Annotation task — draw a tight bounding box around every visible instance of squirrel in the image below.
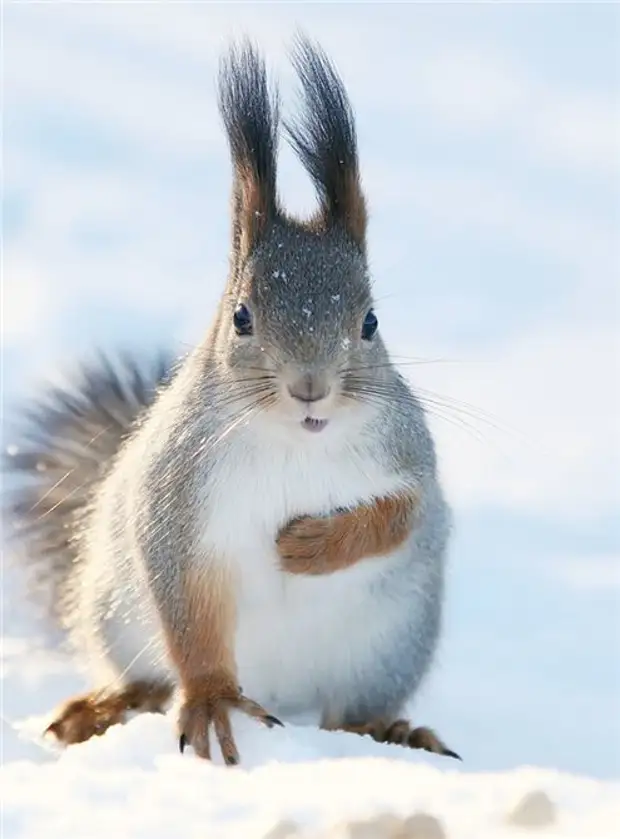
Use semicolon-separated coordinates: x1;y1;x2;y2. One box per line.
4;36;459;765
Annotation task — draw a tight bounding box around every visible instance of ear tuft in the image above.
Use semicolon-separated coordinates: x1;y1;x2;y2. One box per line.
284;33;367;250
218;41;280;258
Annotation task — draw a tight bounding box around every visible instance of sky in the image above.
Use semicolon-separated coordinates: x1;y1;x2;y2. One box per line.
3;2;620;779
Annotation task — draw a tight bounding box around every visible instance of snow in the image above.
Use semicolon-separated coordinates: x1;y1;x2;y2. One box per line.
2;567;619;839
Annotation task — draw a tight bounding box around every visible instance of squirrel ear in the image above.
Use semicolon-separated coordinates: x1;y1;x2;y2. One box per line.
285;34;367;252
218;41;280;259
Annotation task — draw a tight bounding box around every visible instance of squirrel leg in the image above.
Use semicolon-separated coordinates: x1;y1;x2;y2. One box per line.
322;716;461;761
276;489;418;576
44;680;173;746
155;566;283;765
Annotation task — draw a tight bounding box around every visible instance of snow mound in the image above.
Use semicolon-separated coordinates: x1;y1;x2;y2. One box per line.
2;567;618;838
2;711;619;839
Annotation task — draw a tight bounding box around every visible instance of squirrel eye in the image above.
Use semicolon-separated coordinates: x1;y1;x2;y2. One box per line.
361;309;378;341
233;303;253;336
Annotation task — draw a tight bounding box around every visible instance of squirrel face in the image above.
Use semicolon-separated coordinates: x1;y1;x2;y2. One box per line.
219;223;391;434
212;38;395;436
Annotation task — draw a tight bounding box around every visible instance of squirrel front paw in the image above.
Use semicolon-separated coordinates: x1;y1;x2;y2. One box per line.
178;674;283;765
276;494;416;577
276;515;337;575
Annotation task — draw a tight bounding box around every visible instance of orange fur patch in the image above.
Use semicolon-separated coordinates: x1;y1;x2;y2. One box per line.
161;565;282;764
168;565;238;686
276;489;418;576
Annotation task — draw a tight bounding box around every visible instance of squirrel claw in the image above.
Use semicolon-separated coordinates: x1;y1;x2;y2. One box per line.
442;747;462;761
179;733;187;754
263;713;284;728
44;721;60;738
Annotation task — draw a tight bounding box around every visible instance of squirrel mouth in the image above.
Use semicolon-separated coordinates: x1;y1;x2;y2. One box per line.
301;417;328;433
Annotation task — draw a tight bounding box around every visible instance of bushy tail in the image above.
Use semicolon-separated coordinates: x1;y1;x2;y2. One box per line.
3;351;174;620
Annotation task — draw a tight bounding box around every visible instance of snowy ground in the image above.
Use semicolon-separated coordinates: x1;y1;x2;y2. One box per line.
2;566;618;839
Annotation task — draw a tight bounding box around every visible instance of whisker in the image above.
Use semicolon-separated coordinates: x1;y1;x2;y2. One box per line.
416;401;490;445
236;372;278;380
208;392;276;448
413;385;528;444
342;359;478;374
26;424;112;514
31;481;92;525
209;384;278;411
341;372;526;444
342;389;490;446
341;380;493;446
105;635;160;694
392;355;493;365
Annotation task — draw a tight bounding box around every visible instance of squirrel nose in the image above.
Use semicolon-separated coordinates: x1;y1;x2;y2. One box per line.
287;373;331;403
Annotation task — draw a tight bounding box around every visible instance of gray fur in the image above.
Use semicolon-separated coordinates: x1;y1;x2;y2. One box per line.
4;352;174;621
4;38;451;726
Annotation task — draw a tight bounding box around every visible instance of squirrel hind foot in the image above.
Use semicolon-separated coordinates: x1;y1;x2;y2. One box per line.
395;722;462;761
323;717;461;761
44;680;173;746
178;677;284;765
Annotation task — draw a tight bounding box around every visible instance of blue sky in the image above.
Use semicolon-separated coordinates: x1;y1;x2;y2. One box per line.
3;2;619;778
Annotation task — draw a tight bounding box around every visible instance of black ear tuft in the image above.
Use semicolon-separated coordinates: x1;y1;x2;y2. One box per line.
218;40;280;258
284;33;367;250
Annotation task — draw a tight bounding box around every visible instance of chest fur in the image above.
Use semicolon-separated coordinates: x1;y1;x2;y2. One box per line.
195;427;412;715
199;426;406;564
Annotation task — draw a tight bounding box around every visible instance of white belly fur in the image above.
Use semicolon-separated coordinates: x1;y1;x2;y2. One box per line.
198;425;413;721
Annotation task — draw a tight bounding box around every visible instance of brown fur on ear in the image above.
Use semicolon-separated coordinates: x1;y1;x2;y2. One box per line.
235;162;275;258
285;35;368;251
218;41;280;260
338;168;367;252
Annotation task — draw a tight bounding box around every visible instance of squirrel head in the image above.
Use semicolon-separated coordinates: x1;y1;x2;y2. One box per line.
214;36;392;436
